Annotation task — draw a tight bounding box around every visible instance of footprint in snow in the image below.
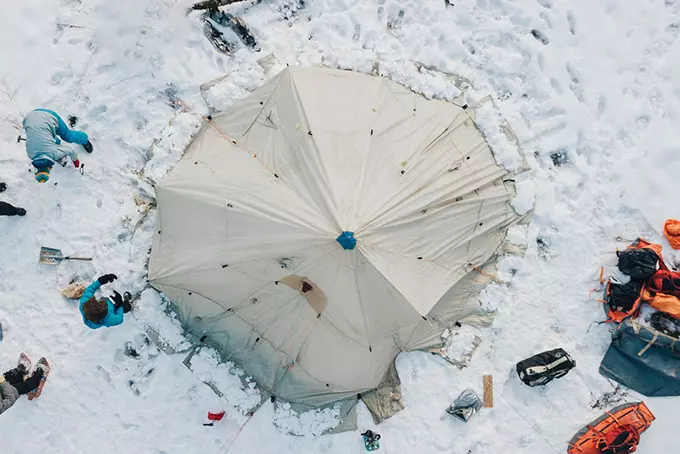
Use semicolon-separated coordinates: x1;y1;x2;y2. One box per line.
597;95;607;115
531;29;550;45
565;64;579;85
387;10;404;31
539;11;553;29
565;64;582;100
537;53;545;70
635;115;650;129
352;23;361;42
51;70;74;86
96;64;116;75
567;11;576;35
88;105;108;119
377;0;386;20
550;77;563;94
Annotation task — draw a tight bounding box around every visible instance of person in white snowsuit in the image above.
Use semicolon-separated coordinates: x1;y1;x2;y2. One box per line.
22;109;93;183
0;356;49;415
0;182;26;216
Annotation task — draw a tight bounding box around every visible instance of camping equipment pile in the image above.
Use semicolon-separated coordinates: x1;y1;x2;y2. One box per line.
599;237;680;396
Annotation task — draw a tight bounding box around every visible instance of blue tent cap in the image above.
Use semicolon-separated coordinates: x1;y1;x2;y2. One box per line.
336;231;357;250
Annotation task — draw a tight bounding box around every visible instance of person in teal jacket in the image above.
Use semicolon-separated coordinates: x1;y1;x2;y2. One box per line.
22;109;94;183
79;274;132;329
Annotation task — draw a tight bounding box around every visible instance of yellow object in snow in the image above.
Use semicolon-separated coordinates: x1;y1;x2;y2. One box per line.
62;283;86;300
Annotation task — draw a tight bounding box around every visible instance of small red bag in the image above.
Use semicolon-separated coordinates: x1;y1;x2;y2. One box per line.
207;411;225;421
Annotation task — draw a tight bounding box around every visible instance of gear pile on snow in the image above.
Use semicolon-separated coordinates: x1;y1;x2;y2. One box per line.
598;236;680;397
603;239;666;323
602;238;680;324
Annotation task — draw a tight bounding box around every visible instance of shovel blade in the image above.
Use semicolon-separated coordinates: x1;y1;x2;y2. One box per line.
39;247;65;265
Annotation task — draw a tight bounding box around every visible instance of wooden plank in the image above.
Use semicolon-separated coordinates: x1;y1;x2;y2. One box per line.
483;375;493;408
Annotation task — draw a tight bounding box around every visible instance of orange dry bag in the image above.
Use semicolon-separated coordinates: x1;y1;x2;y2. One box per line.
664;219;680;250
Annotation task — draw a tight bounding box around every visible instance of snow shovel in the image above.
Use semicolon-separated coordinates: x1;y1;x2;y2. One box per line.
39;247;93;265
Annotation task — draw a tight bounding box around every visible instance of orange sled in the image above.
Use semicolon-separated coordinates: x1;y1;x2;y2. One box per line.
567;402;654;454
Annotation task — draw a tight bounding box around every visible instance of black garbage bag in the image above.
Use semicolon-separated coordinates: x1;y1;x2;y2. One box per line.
605;279;644;314
617;248;659;281
649;311;680;339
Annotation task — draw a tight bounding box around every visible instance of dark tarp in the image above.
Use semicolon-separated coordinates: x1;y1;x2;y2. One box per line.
599;319;680;396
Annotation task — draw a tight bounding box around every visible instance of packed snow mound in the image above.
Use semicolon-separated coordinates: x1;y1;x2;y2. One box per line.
511;180;537;216
441;325;482;368
190;347;262;415
143;110;203;182
272;401;342;436
133;290;263;414
475;101;525;173
133;289;192;353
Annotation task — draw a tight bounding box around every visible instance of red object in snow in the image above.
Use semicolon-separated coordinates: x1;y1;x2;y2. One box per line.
208;411;225;421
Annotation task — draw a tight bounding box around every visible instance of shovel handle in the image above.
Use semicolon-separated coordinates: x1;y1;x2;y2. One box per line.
64;257;93;261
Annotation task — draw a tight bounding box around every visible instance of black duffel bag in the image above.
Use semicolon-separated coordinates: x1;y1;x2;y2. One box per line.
605;279;643;314
617;248;659;281
516;348;576;387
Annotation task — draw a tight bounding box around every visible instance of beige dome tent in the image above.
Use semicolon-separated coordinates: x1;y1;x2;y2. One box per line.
149;67;526;415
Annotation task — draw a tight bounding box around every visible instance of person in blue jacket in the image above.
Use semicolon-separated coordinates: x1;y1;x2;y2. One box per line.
22;109;94;183
80;274;132;329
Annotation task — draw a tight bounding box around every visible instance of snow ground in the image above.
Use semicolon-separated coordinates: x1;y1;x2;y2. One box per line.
1;0;679;453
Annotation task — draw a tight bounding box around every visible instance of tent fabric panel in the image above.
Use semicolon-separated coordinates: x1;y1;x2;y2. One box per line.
154;282;230;329
234;69;345;229
293;319;400;393
354;103;469;228
349;250;424;343
358;183;519;317
150;185;230;281
274;362;369;407
149;126;334;282
403;266;496;351
158;282;293;391
287;68;384;229
358;113;507;233
210;70;285;140
152;243;337;311
229;284;321;359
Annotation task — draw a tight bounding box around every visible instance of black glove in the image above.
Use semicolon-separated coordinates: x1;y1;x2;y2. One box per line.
110;291;132;314
110;290;123;309
84;140;94;153
97;274;117;285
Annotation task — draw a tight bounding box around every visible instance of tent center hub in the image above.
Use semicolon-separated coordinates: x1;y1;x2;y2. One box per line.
336;231;357;250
